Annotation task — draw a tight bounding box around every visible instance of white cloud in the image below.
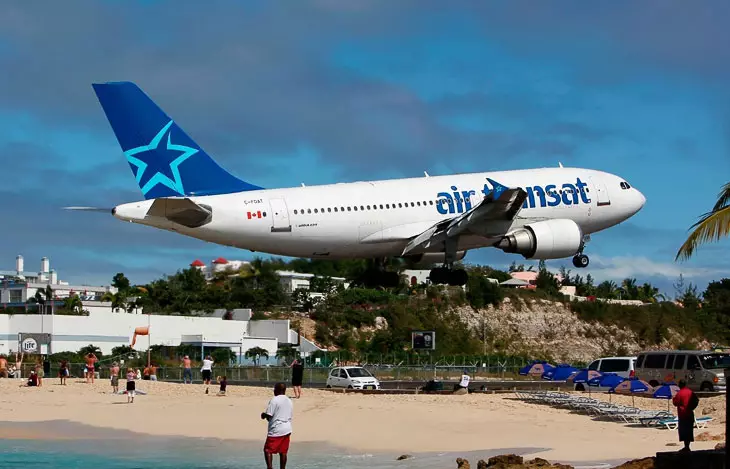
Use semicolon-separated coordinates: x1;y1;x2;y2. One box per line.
585;255;726;282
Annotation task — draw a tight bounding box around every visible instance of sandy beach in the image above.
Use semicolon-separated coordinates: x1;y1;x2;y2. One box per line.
0;378;724;463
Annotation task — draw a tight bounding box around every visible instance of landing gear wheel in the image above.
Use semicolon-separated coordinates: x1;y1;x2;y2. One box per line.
429;267;449;285
572;254;589;268
429;268;468;286
448;269;468;287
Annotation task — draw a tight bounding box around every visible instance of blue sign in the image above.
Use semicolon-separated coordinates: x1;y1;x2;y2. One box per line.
435;177;591;214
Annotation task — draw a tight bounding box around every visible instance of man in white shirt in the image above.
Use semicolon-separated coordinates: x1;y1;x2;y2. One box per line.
261;382;293;469
454;370;470;392
201;355;214;394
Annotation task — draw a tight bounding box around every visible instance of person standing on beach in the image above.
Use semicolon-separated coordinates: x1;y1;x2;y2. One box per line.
672;379;698;452
0;355;7;378
201;355;214;394
182;355;192;384
85;353;98;384
110;362;120;393
126;368;136;403
59;359;68;385
261;382;293;469
290;359;303;399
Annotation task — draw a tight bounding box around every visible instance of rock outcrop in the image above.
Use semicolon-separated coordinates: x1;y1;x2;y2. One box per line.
453;298;703;363
457;454;573;469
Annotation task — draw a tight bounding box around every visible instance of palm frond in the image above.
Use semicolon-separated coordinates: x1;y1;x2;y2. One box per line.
675;205;730;261
712;182;730;212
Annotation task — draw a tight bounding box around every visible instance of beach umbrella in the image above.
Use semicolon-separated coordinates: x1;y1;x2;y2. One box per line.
518;361;555;377
610;378;651;406
652;383;680;411
542;364;578;381
567;369;602;395
587;373;625;403
588;372;625;389
568;369;602;384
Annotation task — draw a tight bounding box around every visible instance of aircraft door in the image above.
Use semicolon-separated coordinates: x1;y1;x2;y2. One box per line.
269;198;292;233
589;177;611;207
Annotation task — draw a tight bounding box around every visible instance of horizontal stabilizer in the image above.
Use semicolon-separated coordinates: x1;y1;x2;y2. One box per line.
147;197;212;228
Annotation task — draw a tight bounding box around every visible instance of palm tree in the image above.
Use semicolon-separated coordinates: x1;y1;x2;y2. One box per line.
244;346;269;366
101;291;127;313
62;296;85;315
676;182;730;261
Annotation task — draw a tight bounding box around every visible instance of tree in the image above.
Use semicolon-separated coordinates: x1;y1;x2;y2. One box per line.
245;346;269;366
211;347;237;366
102;291;127;313
112;273;131;293
276;344;299;363
111;345;137;359
676;182;730;261
78;344;102;358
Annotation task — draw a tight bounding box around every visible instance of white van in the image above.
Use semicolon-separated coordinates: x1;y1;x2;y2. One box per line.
574;356;637;391
635;350;728;392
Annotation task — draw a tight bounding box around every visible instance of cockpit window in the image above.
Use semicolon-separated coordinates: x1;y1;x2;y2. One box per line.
620;182;631;190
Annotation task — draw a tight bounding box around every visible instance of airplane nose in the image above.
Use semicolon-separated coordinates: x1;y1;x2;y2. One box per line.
633;189;646;213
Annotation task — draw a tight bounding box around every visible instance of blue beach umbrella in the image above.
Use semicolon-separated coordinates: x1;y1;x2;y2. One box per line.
568;369;602;384
653;383;680;399
518;361;554;377
610;378;651;394
588;372;625;389
542;364;578;381
652;383;680;411
610;378;651;406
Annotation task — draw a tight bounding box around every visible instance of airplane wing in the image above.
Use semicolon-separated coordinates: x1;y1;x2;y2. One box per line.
401;179;527;256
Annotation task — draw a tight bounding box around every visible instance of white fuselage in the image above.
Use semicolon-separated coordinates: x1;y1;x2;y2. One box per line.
113;167;645;260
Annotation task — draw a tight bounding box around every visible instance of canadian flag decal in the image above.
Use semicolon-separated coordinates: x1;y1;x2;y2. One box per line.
247;211;262;219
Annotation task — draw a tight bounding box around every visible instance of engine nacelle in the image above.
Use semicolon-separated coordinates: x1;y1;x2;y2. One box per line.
404;251;467;266
495;219;583;260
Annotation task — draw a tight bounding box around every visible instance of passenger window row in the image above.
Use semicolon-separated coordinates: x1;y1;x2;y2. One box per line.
293;200;442;215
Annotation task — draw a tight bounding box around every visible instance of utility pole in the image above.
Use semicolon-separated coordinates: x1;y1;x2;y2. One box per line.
482;310;486;355
147;312;151;368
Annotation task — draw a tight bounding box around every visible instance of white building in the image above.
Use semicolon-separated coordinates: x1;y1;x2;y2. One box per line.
0;302;322;364
0;255;117;307
0;255;62;285
190;257;251;279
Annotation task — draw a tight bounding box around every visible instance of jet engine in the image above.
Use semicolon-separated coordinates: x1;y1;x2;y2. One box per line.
404;251;467;266
495;219;583;259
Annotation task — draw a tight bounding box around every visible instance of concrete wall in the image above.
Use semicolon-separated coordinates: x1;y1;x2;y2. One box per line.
249;319;290;343
1;306;248;355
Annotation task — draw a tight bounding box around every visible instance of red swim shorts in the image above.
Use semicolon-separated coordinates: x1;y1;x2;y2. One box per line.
264;434;291;454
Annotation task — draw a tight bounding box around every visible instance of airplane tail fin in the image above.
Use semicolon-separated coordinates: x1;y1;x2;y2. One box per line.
92;81;263;199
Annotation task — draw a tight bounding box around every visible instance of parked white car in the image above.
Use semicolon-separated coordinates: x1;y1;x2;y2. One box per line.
326;366;381;390
575;356;637;391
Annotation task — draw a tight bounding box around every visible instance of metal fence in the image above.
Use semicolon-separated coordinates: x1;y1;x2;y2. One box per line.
22;364;529;385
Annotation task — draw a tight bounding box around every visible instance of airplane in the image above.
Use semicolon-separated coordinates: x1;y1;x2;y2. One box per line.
70;81;646;287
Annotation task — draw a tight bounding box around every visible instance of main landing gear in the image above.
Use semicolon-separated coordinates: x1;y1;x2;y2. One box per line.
429;267;468;287
572;236;591;268
572;254;589;268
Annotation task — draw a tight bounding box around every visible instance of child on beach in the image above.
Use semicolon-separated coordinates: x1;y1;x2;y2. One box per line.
110;362;120;393
217;376;227;396
126;368;136;403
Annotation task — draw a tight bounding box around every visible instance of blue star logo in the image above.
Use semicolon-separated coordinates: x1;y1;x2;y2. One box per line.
124;120;199;196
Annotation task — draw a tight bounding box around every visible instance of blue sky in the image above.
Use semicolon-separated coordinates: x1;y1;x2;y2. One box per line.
1;1;729;297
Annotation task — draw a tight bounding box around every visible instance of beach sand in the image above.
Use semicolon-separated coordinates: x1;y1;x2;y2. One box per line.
0;378;723;463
